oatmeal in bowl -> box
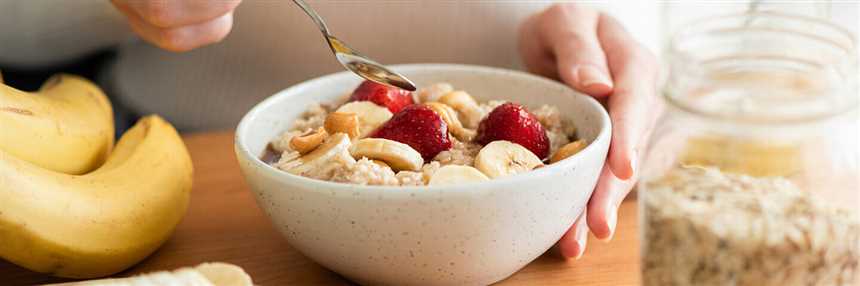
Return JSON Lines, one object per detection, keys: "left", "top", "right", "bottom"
{"left": 234, "top": 64, "right": 610, "bottom": 286}
{"left": 265, "top": 80, "right": 587, "bottom": 186}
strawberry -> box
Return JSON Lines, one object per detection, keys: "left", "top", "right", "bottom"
{"left": 349, "top": 80, "right": 415, "bottom": 113}
{"left": 475, "top": 102, "right": 550, "bottom": 159}
{"left": 370, "top": 105, "right": 452, "bottom": 160}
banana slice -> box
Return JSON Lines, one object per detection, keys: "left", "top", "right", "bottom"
{"left": 369, "top": 159, "right": 391, "bottom": 168}
{"left": 349, "top": 138, "right": 423, "bottom": 171}
{"left": 416, "top": 82, "right": 454, "bottom": 103}
{"left": 425, "top": 102, "right": 476, "bottom": 142}
{"left": 438, "top": 91, "right": 485, "bottom": 129}
{"left": 475, "top": 141, "right": 544, "bottom": 178}
{"left": 335, "top": 101, "right": 393, "bottom": 138}
{"left": 428, "top": 165, "right": 490, "bottom": 186}
{"left": 286, "top": 133, "right": 354, "bottom": 175}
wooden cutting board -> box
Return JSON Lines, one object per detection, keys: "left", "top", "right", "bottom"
{"left": 0, "top": 132, "right": 641, "bottom": 285}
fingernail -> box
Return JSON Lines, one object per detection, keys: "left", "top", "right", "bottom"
{"left": 626, "top": 149, "right": 638, "bottom": 179}
{"left": 599, "top": 207, "right": 618, "bottom": 242}
{"left": 574, "top": 65, "right": 613, "bottom": 91}
{"left": 574, "top": 224, "right": 589, "bottom": 260}
{"left": 614, "top": 149, "right": 637, "bottom": 181}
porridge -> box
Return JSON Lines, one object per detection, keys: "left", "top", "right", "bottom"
{"left": 642, "top": 166, "right": 860, "bottom": 286}
{"left": 265, "top": 80, "right": 587, "bottom": 186}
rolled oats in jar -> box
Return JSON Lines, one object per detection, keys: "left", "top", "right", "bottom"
{"left": 640, "top": 10, "right": 859, "bottom": 286}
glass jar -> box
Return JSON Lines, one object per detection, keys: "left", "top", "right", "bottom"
{"left": 660, "top": 1, "right": 832, "bottom": 45}
{"left": 639, "top": 12, "right": 859, "bottom": 286}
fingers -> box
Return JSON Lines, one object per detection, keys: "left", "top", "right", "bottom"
{"left": 518, "top": 13, "right": 557, "bottom": 80}
{"left": 542, "top": 5, "right": 613, "bottom": 97}
{"left": 124, "top": 10, "right": 234, "bottom": 52}
{"left": 597, "top": 14, "right": 659, "bottom": 180}
{"left": 520, "top": 4, "right": 659, "bottom": 180}
{"left": 117, "top": 0, "right": 241, "bottom": 28}
{"left": 519, "top": 4, "right": 613, "bottom": 97}
{"left": 557, "top": 208, "right": 589, "bottom": 259}
{"left": 112, "top": 0, "right": 240, "bottom": 52}
{"left": 587, "top": 163, "right": 636, "bottom": 240}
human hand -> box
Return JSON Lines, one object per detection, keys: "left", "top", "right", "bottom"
{"left": 518, "top": 4, "right": 660, "bottom": 259}
{"left": 111, "top": 0, "right": 242, "bottom": 52}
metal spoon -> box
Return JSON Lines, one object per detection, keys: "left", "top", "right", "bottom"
{"left": 292, "top": 0, "right": 417, "bottom": 91}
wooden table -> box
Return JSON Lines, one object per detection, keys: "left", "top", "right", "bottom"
{"left": 0, "top": 132, "right": 641, "bottom": 285}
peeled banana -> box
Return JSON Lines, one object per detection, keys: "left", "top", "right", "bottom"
{"left": 0, "top": 115, "right": 193, "bottom": 278}
{"left": 0, "top": 74, "right": 114, "bottom": 175}
{"left": 48, "top": 263, "right": 253, "bottom": 286}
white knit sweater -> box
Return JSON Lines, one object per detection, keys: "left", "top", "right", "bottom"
{"left": 1, "top": 1, "right": 853, "bottom": 131}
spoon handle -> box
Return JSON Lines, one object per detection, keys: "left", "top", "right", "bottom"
{"left": 292, "top": 0, "right": 331, "bottom": 35}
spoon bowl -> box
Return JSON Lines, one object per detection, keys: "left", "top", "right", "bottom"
{"left": 294, "top": 0, "right": 417, "bottom": 91}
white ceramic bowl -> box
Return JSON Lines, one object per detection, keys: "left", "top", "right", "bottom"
{"left": 235, "top": 64, "right": 611, "bottom": 286}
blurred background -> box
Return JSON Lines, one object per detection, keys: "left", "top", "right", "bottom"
{"left": 0, "top": 1, "right": 856, "bottom": 136}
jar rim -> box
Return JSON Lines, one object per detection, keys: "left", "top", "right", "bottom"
{"left": 665, "top": 11, "right": 859, "bottom": 124}
{"left": 670, "top": 12, "right": 857, "bottom": 56}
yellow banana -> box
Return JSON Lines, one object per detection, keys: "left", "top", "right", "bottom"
{"left": 0, "top": 115, "right": 193, "bottom": 278}
{"left": 0, "top": 74, "right": 114, "bottom": 175}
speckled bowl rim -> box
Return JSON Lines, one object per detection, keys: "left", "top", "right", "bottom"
{"left": 235, "top": 63, "right": 611, "bottom": 198}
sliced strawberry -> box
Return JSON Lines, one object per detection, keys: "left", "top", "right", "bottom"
{"left": 475, "top": 102, "right": 550, "bottom": 159}
{"left": 370, "top": 105, "right": 452, "bottom": 160}
{"left": 349, "top": 80, "right": 414, "bottom": 113}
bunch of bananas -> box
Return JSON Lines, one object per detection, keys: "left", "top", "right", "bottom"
{"left": 0, "top": 73, "right": 193, "bottom": 278}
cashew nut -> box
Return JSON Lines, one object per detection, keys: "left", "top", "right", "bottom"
{"left": 290, "top": 127, "right": 329, "bottom": 154}
{"left": 324, "top": 112, "right": 361, "bottom": 139}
